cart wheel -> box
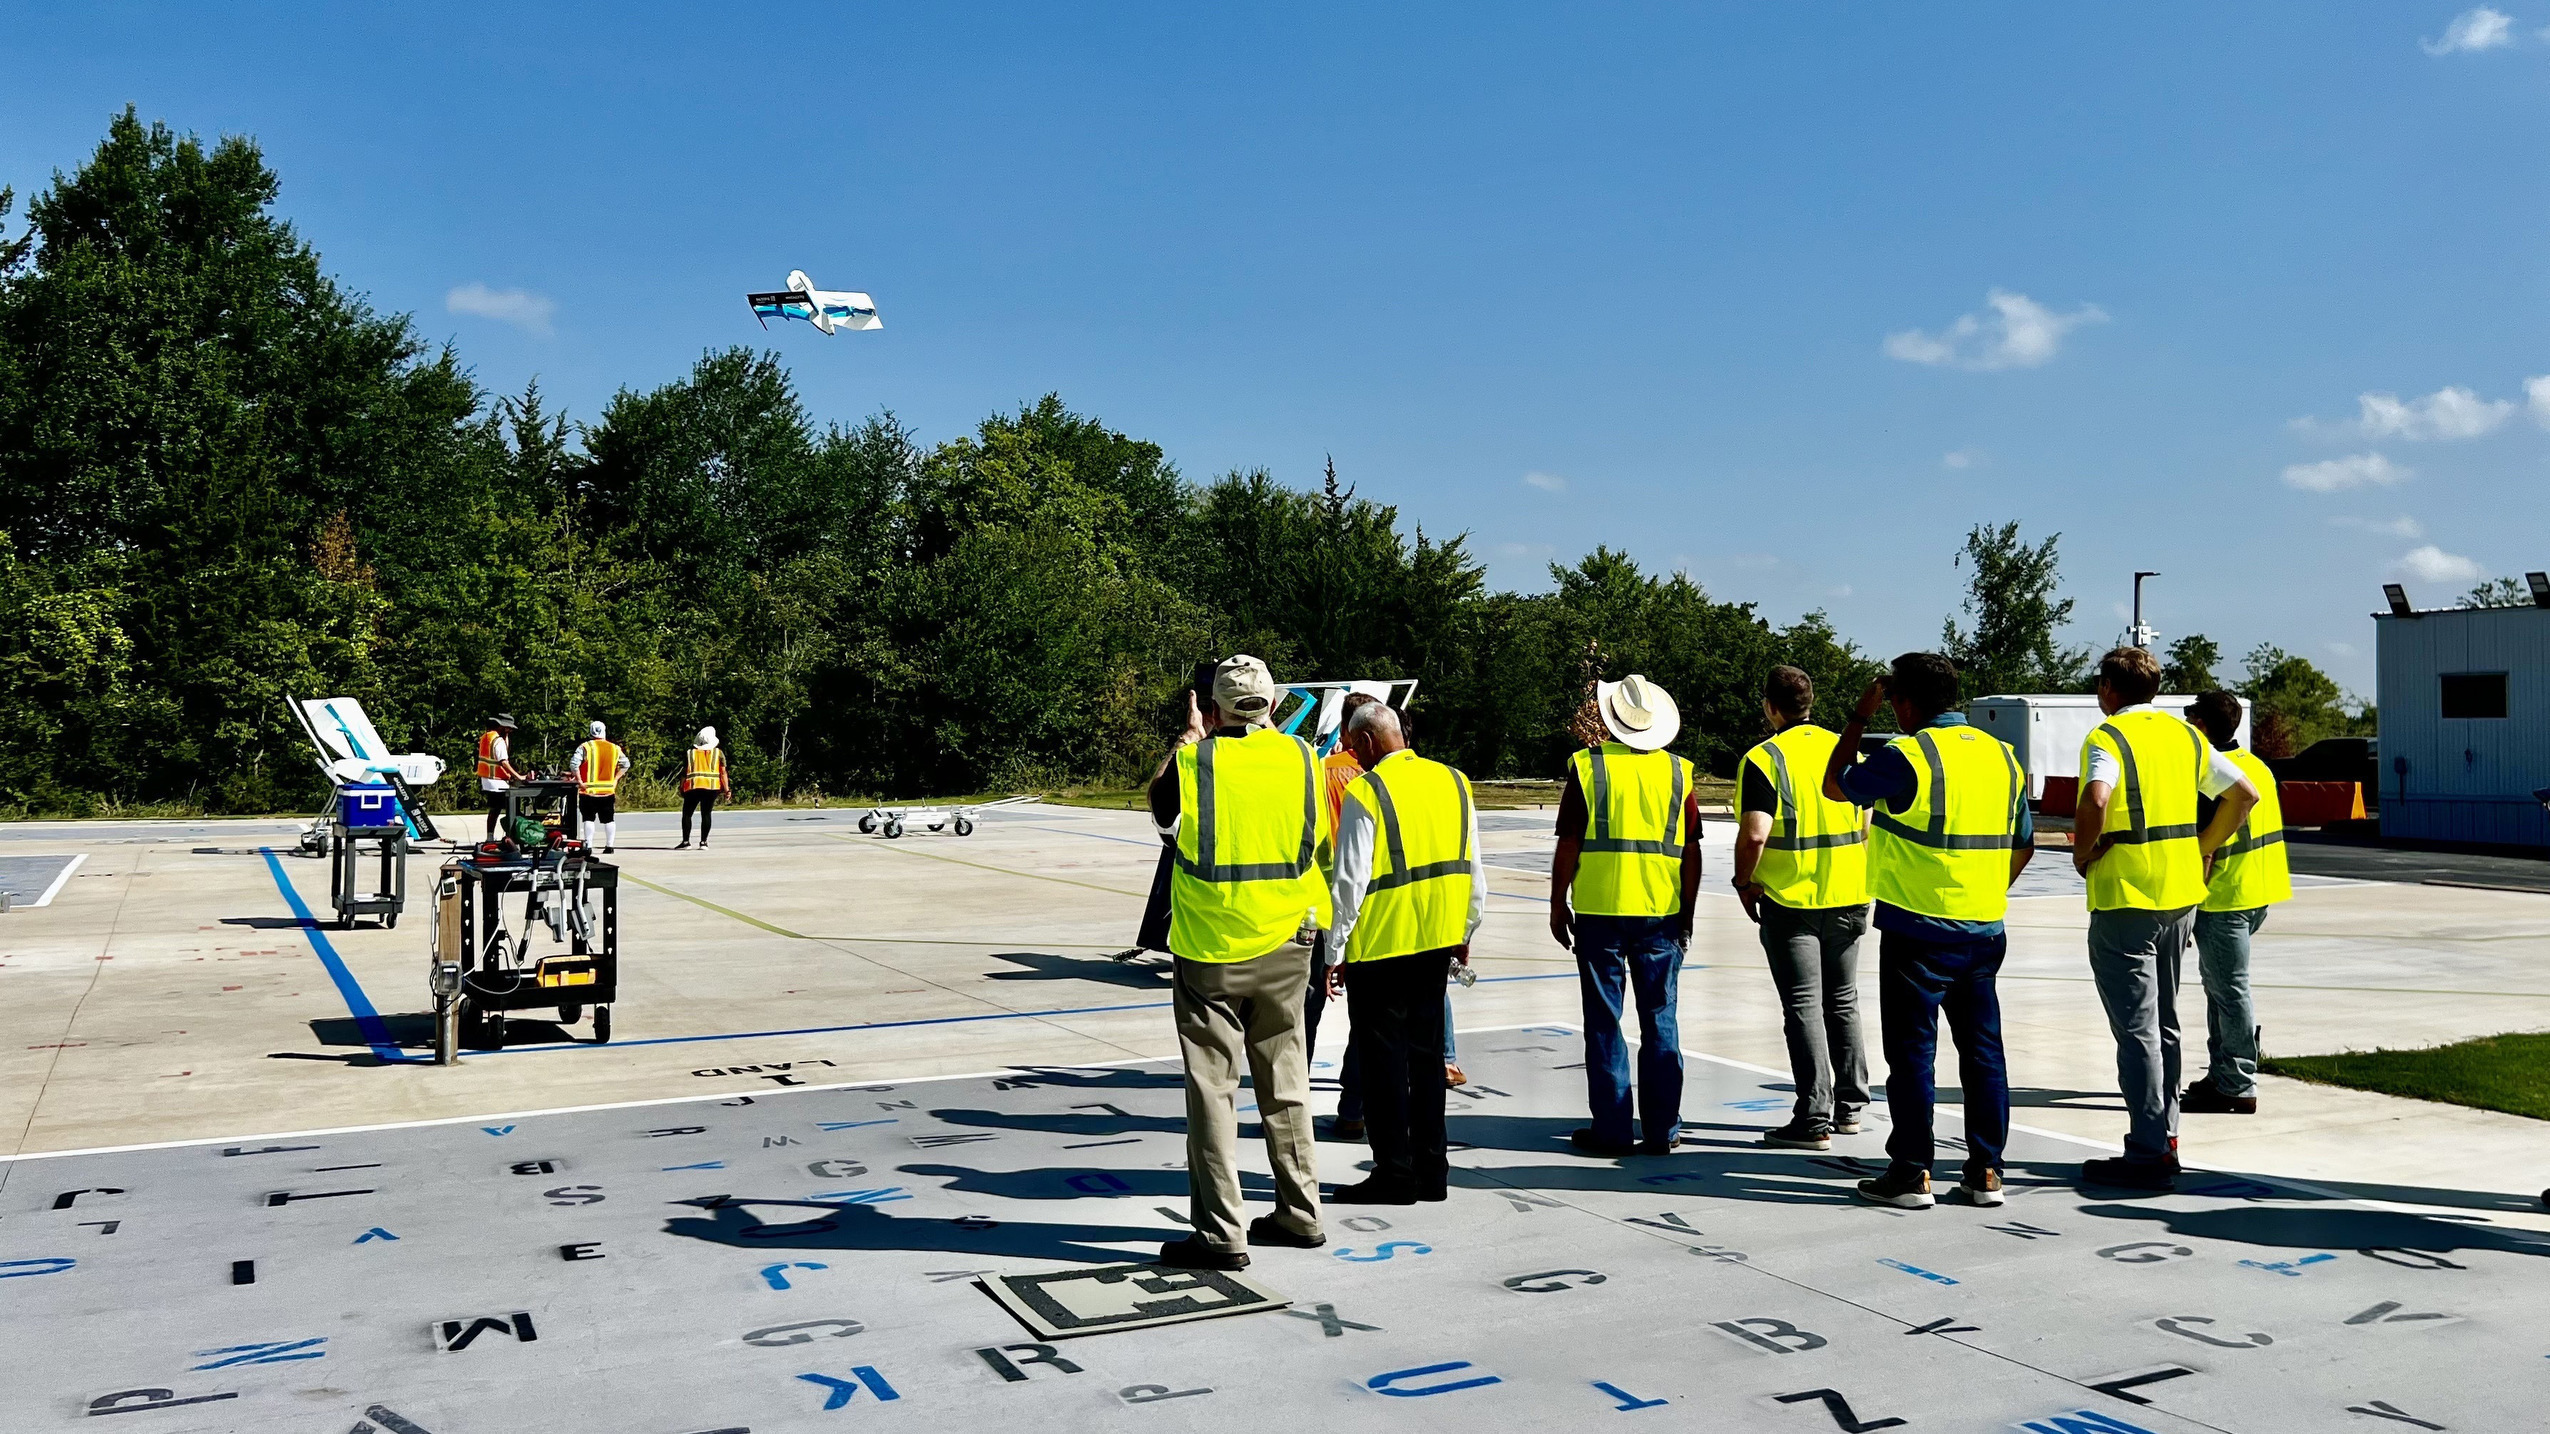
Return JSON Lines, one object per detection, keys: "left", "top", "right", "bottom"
{"left": 884, "top": 820, "right": 904, "bottom": 839}
{"left": 858, "top": 814, "right": 877, "bottom": 834}
{"left": 340, "top": 913, "right": 356, "bottom": 931}
{"left": 560, "top": 1004, "right": 583, "bottom": 1024}
{"left": 593, "top": 1006, "right": 612, "bottom": 1044}
{"left": 486, "top": 1011, "right": 507, "bottom": 1050}
{"left": 928, "top": 822, "right": 944, "bottom": 832}
{"left": 954, "top": 817, "right": 974, "bottom": 836}
{"left": 384, "top": 912, "right": 398, "bottom": 930}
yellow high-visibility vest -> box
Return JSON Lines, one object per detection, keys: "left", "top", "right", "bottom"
{"left": 576, "top": 739, "right": 624, "bottom": 796}
{"left": 2204, "top": 746, "right": 2291, "bottom": 913}
{"left": 1742, "top": 724, "right": 1869, "bottom": 910}
{"left": 682, "top": 747, "right": 728, "bottom": 793}
{"left": 1867, "top": 725, "right": 2026, "bottom": 923}
{"left": 2081, "top": 710, "right": 2210, "bottom": 912}
{"left": 1567, "top": 744, "right": 1692, "bottom": 918}
{"left": 1342, "top": 751, "right": 1475, "bottom": 963}
{"left": 1169, "top": 727, "right": 1332, "bottom": 963}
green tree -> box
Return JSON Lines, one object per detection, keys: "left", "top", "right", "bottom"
{"left": 2459, "top": 576, "right": 2530, "bottom": 609}
{"left": 1940, "top": 522, "right": 2088, "bottom": 698}
{"left": 2162, "top": 633, "right": 2221, "bottom": 693}
{"left": 2238, "top": 644, "right": 2370, "bottom": 758}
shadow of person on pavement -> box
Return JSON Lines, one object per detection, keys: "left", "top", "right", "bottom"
{"left": 2074, "top": 1199, "right": 2550, "bottom": 1258}
{"left": 663, "top": 1196, "right": 1174, "bottom": 1264}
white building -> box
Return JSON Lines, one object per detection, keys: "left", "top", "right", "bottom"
{"left": 2374, "top": 583, "right": 2550, "bottom": 848}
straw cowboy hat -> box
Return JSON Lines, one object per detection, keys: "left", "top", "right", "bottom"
{"left": 1596, "top": 674, "right": 1680, "bottom": 751}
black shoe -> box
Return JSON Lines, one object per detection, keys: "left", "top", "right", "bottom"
{"left": 1329, "top": 1178, "right": 1418, "bottom": 1205}
{"left": 1157, "top": 1236, "right": 1249, "bottom": 1270}
{"left": 1570, "top": 1127, "right": 1637, "bottom": 1158}
{"left": 1638, "top": 1132, "right": 1687, "bottom": 1155}
{"left": 1855, "top": 1165, "right": 1934, "bottom": 1209}
{"left": 674, "top": 841, "right": 691, "bottom": 850}
{"left": 1247, "top": 1215, "right": 1325, "bottom": 1248}
{"left": 1329, "top": 1118, "right": 1366, "bottom": 1141}
{"left": 2180, "top": 1080, "right": 2258, "bottom": 1115}
{"left": 2081, "top": 1156, "right": 2179, "bottom": 1191}
{"left": 1759, "top": 1122, "right": 1832, "bottom": 1151}
{"left": 1417, "top": 1184, "right": 1448, "bottom": 1203}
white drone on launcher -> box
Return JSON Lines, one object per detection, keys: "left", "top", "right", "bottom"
{"left": 747, "top": 270, "right": 882, "bottom": 334}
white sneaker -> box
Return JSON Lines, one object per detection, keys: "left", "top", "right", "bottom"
{"left": 1954, "top": 1170, "right": 2006, "bottom": 1206}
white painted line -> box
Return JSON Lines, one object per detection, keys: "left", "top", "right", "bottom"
{"left": 26, "top": 852, "right": 85, "bottom": 908}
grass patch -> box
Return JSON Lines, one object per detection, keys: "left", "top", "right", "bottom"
{"left": 2263, "top": 1032, "right": 2550, "bottom": 1122}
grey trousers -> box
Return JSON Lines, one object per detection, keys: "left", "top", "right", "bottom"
{"left": 1756, "top": 900, "right": 1871, "bottom": 1132}
{"left": 2087, "top": 906, "right": 2197, "bottom": 1164}
{"left": 2194, "top": 907, "right": 2268, "bottom": 1097}
{"left": 1173, "top": 945, "right": 1322, "bottom": 1252}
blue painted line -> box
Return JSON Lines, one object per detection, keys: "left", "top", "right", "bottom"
{"left": 259, "top": 849, "right": 412, "bottom": 1064}
{"left": 461, "top": 972, "right": 1580, "bottom": 1059}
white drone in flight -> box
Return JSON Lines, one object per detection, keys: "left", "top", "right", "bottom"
{"left": 747, "top": 271, "right": 882, "bottom": 334}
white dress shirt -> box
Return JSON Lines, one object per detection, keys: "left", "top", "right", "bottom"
{"left": 1326, "top": 750, "right": 1488, "bottom": 965}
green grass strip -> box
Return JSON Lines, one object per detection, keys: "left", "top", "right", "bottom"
{"left": 2264, "top": 1031, "right": 2550, "bottom": 1122}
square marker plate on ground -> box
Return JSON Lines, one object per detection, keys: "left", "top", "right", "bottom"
{"left": 981, "top": 1263, "right": 1287, "bottom": 1339}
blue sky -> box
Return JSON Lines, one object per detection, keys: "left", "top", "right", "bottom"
{"left": 8, "top": 3, "right": 2550, "bottom": 695}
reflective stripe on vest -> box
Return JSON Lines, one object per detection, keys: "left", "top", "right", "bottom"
{"left": 1568, "top": 744, "right": 1690, "bottom": 918}
{"left": 1866, "top": 726, "right": 2025, "bottom": 922}
{"left": 577, "top": 740, "right": 623, "bottom": 796}
{"left": 2204, "top": 746, "right": 2292, "bottom": 912}
{"left": 682, "top": 747, "right": 726, "bottom": 791}
{"left": 1743, "top": 724, "right": 1869, "bottom": 910}
{"left": 476, "top": 730, "right": 504, "bottom": 781}
{"left": 1343, "top": 753, "right": 1475, "bottom": 963}
{"left": 2083, "top": 711, "right": 2209, "bottom": 912}
{"left": 1169, "top": 728, "right": 1332, "bottom": 962}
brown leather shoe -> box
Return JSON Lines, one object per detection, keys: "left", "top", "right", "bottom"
{"left": 1445, "top": 1062, "right": 1467, "bottom": 1088}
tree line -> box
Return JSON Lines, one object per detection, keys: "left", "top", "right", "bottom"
{"left": 0, "top": 113, "right": 2369, "bottom": 817}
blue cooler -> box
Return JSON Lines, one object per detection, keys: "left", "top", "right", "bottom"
{"left": 339, "top": 782, "right": 403, "bottom": 832}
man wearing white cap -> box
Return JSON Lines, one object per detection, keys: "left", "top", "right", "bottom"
{"left": 571, "top": 720, "right": 630, "bottom": 854}
{"left": 1549, "top": 674, "right": 1705, "bottom": 1157}
{"left": 1144, "top": 655, "right": 1331, "bottom": 1269}
{"left": 676, "top": 726, "right": 730, "bottom": 850}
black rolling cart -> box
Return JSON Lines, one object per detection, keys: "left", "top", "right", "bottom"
{"left": 429, "top": 815, "right": 619, "bottom": 1064}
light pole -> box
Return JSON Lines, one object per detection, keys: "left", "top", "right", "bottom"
{"left": 2130, "top": 571, "right": 2161, "bottom": 649}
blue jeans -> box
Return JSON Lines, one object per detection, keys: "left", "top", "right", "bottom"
{"left": 1877, "top": 929, "right": 2009, "bottom": 1179}
{"left": 1574, "top": 914, "right": 1685, "bottom": 1147}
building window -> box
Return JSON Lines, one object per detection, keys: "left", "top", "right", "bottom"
{"left": 2439, "top": 672, "right": 2508, "bottom": 720}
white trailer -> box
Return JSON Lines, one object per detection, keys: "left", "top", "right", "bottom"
{"left": 1966, "top": 693, "right": 2248, "bottom": 800}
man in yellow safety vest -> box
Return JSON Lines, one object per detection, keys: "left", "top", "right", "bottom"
{"left": 2180, "top": 689, "right": 2289, "bottom": 1117}
{"left": 1821, "top": 652, "right": 2034, "bottom": 1210}
{"left": 571, "top": 720, "right": 631, "bottom": 854}
{"left": 1732, "top": 665, "right": 1871, "bottom": 1152}
{"left": 2073, "top": 647, "right": 2259, "bottom": 1190}
{"left": 675, "top": 726, "right": 731, "bottom": 851}
{"left": 1549, "top": 674, "right": 1704, "bottom": 1157}
{"left": 1322, "top": 701, "right": 1486, "bottom": 1204}
{"left": 1144, "top": 655, "right": 1331, "bottom": 1268}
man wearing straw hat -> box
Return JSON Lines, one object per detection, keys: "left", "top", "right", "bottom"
{"left": 1548, "top": 674, "right": 1705, "bottom": 1157}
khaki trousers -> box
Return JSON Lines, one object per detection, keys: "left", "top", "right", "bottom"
{"left": 1172, "top": 944, "right": 1322, "bottom": 1252}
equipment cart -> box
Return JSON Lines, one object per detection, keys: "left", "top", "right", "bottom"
{"left": 328, "top": 781, "right": 435, "bottom": 929}
{"left": 429, "top": 782, "right": 619, "bottom": 1063}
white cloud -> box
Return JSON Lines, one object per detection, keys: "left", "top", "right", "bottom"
{"left": 2424, "top": 8, "right": 2515, "bottom": 54}
{"left": 1941, "top": 448, "right": 1984, "bottom": 469}
{"left": 2305, "top": 385, "right": 2514, "bottom": 440}
{"left": 2330, "top": 514, "right": 2426, "bottom": 539}
{"left": 1521, "top": 470, "right": 1568, "bottom": 493}
{"left": 2325, "top": 642, "right": 2358, "bottom": 659}
{"left": 2282, "top": 452, "right": 2411, "bottom": 492}
{"left": 2393, "top": 544, "right": 2483, "bottom": 582}
{"left": 1884, "top": 289, "right": 2106, "bottom": 371}
{"left": 446, "top": 282, "right": 557, "bottom": 335}
{"left": 2523, "top": 374, "right": 2550, "bottom": 426}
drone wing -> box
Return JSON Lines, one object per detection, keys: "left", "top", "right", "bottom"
{"left": 809, "top": 289, "right": 882, "bottom": 331}
{"left": 747, "top": 290, "right": 819, "bottom": 329}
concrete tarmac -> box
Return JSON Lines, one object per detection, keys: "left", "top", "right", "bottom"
{"left": 2, "top": 800, "right": 2544, "bottom": 1232}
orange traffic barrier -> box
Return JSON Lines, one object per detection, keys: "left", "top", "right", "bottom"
{"left": 2039, "top": 776, "right": 2078, "bottom": 818}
